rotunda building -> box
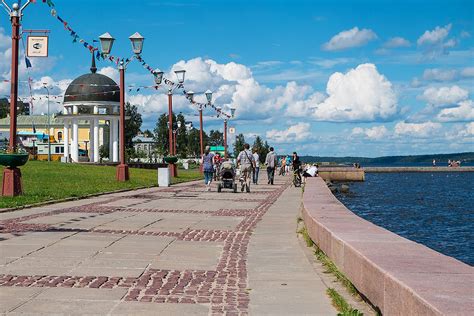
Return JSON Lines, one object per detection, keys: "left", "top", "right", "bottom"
{"left": 61, "top": 56, "right": 120, "bottom": 163}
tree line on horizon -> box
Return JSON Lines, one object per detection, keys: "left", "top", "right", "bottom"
{"left": 112, "top": 104, "right": 272, "bottom": 162}
{"left": 300, "top": 152, "right": 474, "bottom": 165}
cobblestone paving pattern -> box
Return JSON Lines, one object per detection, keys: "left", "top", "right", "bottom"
{"left": 0, "top": 177, "right": 288, "bottom": 315}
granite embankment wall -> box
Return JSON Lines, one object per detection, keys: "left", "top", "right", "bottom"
{"left": 318, "top": 167, "right": 365, "bottom": 182}
{"left": 302, "top": 177, "right": 474, "bottom": 315}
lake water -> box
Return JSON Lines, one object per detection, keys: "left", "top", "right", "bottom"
{"left": 335, "top": 172, "right": 474, "bottom": 266}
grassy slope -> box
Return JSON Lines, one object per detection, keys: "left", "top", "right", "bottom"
{"left": 0, "top": 161, "right": 202, "bottom": 208}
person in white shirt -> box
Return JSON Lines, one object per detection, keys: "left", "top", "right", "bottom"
{"left": 237, "top": 143, "right": 256, "bottom": 192}
{"left": 302, "top": 164, "right": 318, "bottom": 183}
{"left": 252, "top": 149, "right": 260, "bottom": 185}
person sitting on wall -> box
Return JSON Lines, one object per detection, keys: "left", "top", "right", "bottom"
{"left": 303, "top": 164, "right": 318, "bottom": 179}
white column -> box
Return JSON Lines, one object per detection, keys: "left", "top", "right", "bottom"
{"left": 63, "top": 120, "right": 69, "bottom": 162}
{"left": 108, "top": 120, "right": 113, "bottom": 161}
{"left": 71, "top": 118, "right": 79, "bottom": 162}
{"left": 93, "top": 118, "right": 99, "bottom": 163}
{"left": 89, "top": 121, "right": 94, "bottom": 161}
{"left": 113, "top": 117, "right": 119, "bottom": 162}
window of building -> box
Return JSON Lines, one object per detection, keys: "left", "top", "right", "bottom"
{"left": 58, "top": 131, "right": 63, "bottom": 142}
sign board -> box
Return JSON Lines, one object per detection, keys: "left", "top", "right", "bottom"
{"left": 210, "top": 146, "right": 225, "bottom": 151}
{"left": 27, "top": 36, "right": 49, "bottom": 57}
{"left": 229, "top": 127, "right": 236, "bottom": 134}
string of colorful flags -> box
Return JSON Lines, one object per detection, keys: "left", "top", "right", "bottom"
{"left": 135, "top": 56, "right": 232, "bottom": 119}
{"left": 30, "top": 0, "right": 233, "bottom": 119}
{"left": 31, "top": 0, "right": 124, "bottom": 65}
{"left": 3, "top": 96, "right": 62, "bottom": 104}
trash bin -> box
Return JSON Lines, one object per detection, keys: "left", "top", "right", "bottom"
{"left": 158, "top": 166, "right": 170, "bottom": 187}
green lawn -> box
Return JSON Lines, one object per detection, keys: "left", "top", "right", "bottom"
{"left": 0, "top": 161, "right": 202, "bottom": 209}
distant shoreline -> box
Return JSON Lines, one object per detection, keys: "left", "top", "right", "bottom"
{"left": 363, "top": 166, "right": 474, "bottom": 173}
{"left": 300, "top": 151, "right": 474, "bottom": 166}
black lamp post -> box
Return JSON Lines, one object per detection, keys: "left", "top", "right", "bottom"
{"left": 98, "top": 31, "right": 144, "bottom": 181}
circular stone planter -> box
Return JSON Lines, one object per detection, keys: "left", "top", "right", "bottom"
{"left": 163, "top": 156, "right": 178, "bottom": 164}
{"left": 0, "top": 152, "right": 29, "bottom": 168}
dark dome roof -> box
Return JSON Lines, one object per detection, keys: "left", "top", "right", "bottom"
{"left": 64, "top": 73, "right": 119, "bottom": 103}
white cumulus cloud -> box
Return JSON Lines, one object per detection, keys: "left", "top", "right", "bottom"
{"left": 383, "top": 37, "right": 411, "bottom": 48}
{"left": 98, "top": 67, "right": 119, "bottom": 84}
{"left": 423, "top": 68, "right": 458, "bottom": 82}
{"left": 311, "top": 63, "right": 398, "bottom": 122}
{"left": 417, "top": 24, "right": 451, "bottom": 45}
{"left": 266, "top": 123, "right": 312, "bottom": 143}
{"left": 351, "top": 126, "right": 389, "bottom": 140}
{"left": 394, "top": 121, "right": 442, "bottom": 137}
{"left": 457, "top": 122, "right": 474, "bottom": 137}
{"left": 436, "top": 100, "right": 474, "bottom": 122}
{"left": 322, "top": 27, "right": 377, "bottom": 51}
{"left": 417, "top": 24, "right": 456, "bottom": 59}
{"left": 419, "top": 85, "right": 469, "bottom": 107}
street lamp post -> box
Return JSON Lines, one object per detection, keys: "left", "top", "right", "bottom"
{"left": 1, "top": 1, "right": 31, "bottom": 196}
{"left": 43, "top": 85, "right": 51, "bottom": 162}
{"left": 167, "top": 69, "right": 185, "bottom": 178}
{"left": 99, "top": 31, "right": 145, "bottom": 182}
{"left": 224, "top": 118, "right": 228, "bottom": 159}
{"left": 204, "top": 91, "right": 213, "bottom": 162}
{"left": 187, "top": 90, "right": 210, "bottom": 173}
{"left": 228, "top": 107, "right": 236, "bottom": 160}
{"left": 173, "top": 120, "right": 182, "bottom": 156}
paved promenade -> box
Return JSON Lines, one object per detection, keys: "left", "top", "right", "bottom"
{"left": 0, "top": 174, "right": 335, "bottom": 315}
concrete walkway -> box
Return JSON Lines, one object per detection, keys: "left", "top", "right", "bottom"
{"left": 0, "top": 174, "right": 335, "bottom": 315}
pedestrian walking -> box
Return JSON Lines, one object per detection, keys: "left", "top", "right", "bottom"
{"left": 237, "top": 143, "right": 256, "bottom": 192}
{"left": 202, "top": 146, "right": 214, "bottom": 191}
{"left": 279, "top": 158, "right": 286, "bottom": 176}
{"left": 265, "top": 147, "right": 278, "bottom": 185}
{"left": 252, "top": 149, "right": 260, "bottom": 185}
{"left": 285, "top": 155, "right": 291, "bottom": 175}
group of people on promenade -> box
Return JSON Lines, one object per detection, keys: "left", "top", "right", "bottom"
{"left": 201, "top": 145, "right": 319, "bottom": 192}
{"left": 201, "top": 144, "right": 280, "bottom": 192}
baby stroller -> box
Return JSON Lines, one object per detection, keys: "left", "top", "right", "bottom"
{"left": 217, "top": 161, "right": 238, "bottom": 193}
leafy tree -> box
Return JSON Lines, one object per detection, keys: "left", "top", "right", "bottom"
{"left": 99, "top": 144, "right": 109, "bottom": 161}
{"left": 186, "top": 128, "right": 210, "bottom": 158}
{"left": 0, "top": 98, "right": 30, "bottom": 119}
{"left": 125, "top": 102, "right": 142, "bottom": 151}
{"left": 186, "top": 128, "right": 200, "bottom": 157}
{"left": 154, "top": 113, "right": 169, "bottom": 156}
{"left": 142, "top": 129, "right": 154, "bottom": 137}
{"left": 262, "top": 140, "right": 270, "bottom": 162}
{"left": 176, "top": 113, "right": 188, "bottom": 158}
{"left": 153, "top": 112, "right": 179, "bottom": 156}
{"left": 234, "top": 133, "right": 245, "bottom": 156}
{"left": 208, "top": 129, "right": 224, "bottom": 146}
{"left": 252, "top": 136, "right": 267, "bottom": 163}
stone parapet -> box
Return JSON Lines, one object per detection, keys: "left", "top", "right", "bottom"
{"left": 302, "top": 177, "right": 474, "bottom": 315}
{"left": 318, "top": 167, "right": 365, "bottom": 181}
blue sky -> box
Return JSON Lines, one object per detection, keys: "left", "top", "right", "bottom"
{"left": 0, "top": 0, "right": 473, "bottom": 157}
